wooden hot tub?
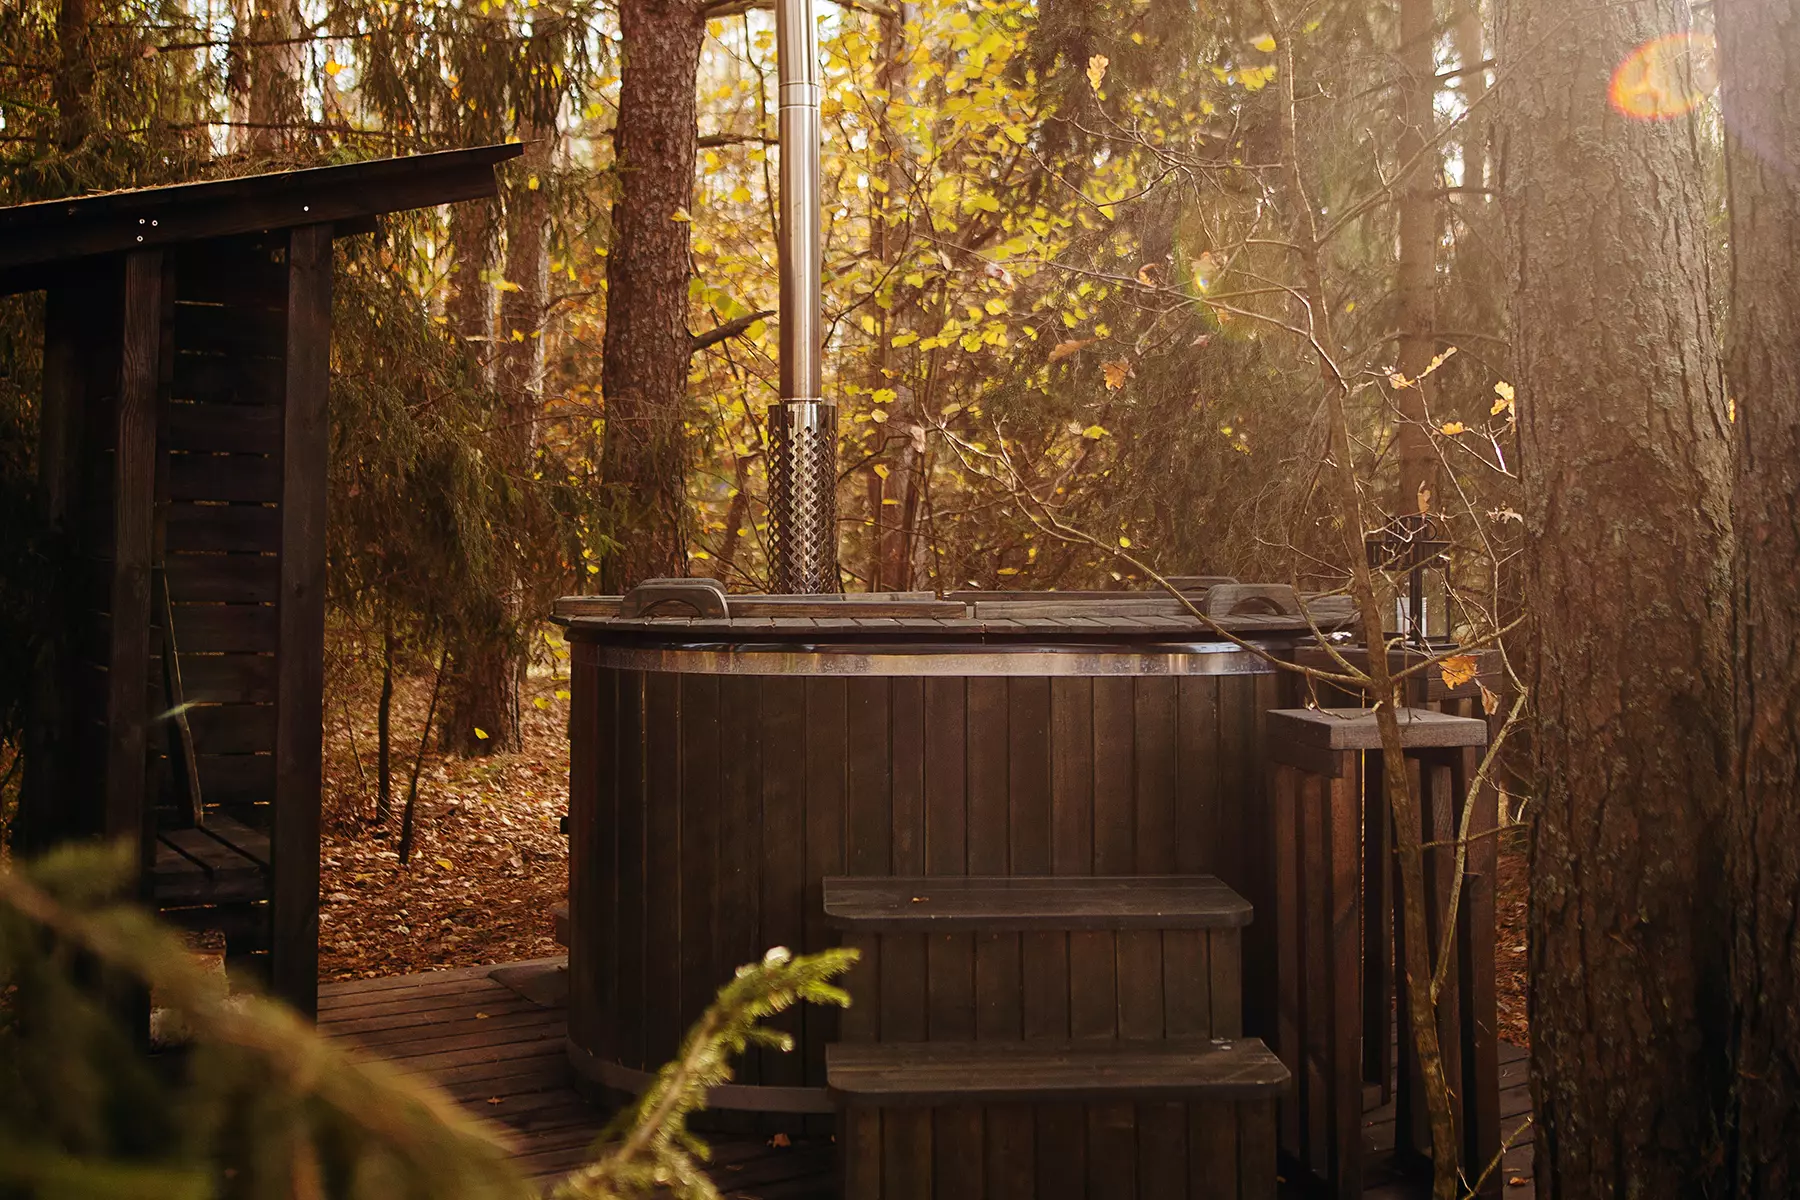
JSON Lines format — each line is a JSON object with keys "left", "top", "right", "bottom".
{"left": 555, "top": 587, "right": 1346, "bottom": 1115}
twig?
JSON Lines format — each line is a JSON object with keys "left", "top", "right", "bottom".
{"left": 397, "top": 645, "right": 450, "bottom": 867}
{"left": 1431, "top": 687, "right": 1529, "bottom": 1003}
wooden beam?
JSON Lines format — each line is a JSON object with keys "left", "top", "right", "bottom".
{"left": 271, "top": 224, "right": 330, "bottom": 1018}
{"left": 0, "top": 145, "right": 521, "bottom": 276}
{"left": 105, "top": 250, "right": 163, "bottom": 861}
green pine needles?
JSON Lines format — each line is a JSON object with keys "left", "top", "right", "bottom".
{"left": 551, "top": 946, "right": 857, "bottom": 1200}
{"left": 0, "top": 845, "right": 856, "bottom": 1200}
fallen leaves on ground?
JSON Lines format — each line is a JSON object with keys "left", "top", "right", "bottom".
{"left": 319, "top": 642, "right": 569, "bottom": 982}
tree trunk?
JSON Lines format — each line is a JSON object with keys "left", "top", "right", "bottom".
{"left": 1499, "top": 0, "right": 1733, "bottom": 1193}
{"left": 441, "top": 631, "right": 519, "bottom": 756}
{"left": 1455, "top": 0, "right": 1489, "bottom": 194}
{"left": 496, "top": 127, "right": 553, "bottom": 462}
{"left": 446, "top": 199, "right": 499, "bottom": 386}
{"left": 873, "top": 5, "right": 925, "bottom": 594}
{"left": 1722, "top": 1, "right": 1800, "bottom": 1190}
{"left": 443, "top": 54, "right": 561, "bottom": 758}
{"left": 1391, "top": 0, "right": 1438, "bottom": 523}
{"left": 243, "top": 0, "right": 307, "bottom": 157}
{"left": 53, "top": 0, "right": 95, "bottom": 159}
{"left": 597, "top": 0, "right": 705, "bottom": 592}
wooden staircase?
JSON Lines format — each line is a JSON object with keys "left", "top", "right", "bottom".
{"left": 824, "top": 875, "right": 1288, "bottom": 1199}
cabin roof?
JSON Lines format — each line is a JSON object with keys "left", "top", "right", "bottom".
{"left": 0, "top": 143, "right": 522, "bottom": 289}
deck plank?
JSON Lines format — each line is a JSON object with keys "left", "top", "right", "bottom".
{"left": 319, "top": 958, "right": 1535, "bottom": 1198}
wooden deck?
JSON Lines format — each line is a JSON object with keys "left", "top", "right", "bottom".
{"left": 318, "top": 959, "right": 1533, "bottom": 1197}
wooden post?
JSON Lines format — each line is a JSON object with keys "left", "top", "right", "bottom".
{"left": 19, "top": 281, "right": 88, "bottom": 853}
{"left": 272, "top": 224, "right": 331, "bottom": 1017}
{"left": 106, "top": 250, "right": 163, "bottom": 863}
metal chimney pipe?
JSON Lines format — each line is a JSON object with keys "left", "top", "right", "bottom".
{"left": 768, "top": 0, "right": 838, "bottom": 593}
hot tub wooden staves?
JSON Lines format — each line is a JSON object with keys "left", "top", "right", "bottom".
{"left": 557, "top": 588, "right": 1349, "bottom": 1119}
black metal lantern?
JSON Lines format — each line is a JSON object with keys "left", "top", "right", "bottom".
{"left": 1364, "top": 512, "right": 1450, "bottom": 649}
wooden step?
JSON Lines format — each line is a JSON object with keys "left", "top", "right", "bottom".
{"left": 827, "top": 1037, "right": 1288, "bottom": 1107}
{"left": 151, "top": 813, "right": 271, "bottom": 908}
{"left": 833, "top": 1040, "right": 1286, "bottom": 1198}
{"left": 823, "top": 875, "right": 1251, "bottom": 933}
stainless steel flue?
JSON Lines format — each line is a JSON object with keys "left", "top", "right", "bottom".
{"left": 768, "top": 0, "right": 838, "bottom": 594}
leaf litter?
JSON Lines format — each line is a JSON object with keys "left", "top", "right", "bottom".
{"left": 319, "top": 647, "right": 570, "bottom": 982}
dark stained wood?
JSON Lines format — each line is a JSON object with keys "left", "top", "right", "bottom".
{"left": 1163, "top": 930, "right": 1211, "bottom": 1038}
{"left": 1362, "top": 751, "right": 1392, "bottom": 1100}
{"left": 927, "top": 931, "right": 982, "bottom": 1187}
{"left": 1008, "top": 677, "right": 1053, "bottom": 875}
{"left": 168, "top": 453, "right": 281, "bottom": 503}
{"left": 759, "top": 674, "right": 808, "bottom": 1090}
{"left": 823, "top": 875, "right": 1253, "bottom": 932}
{"left": 193, "top": 752, "right": 275, "bottom": 806}
{"left": 565, "top": 645, "right": 1285, "bottom": 1115}
{"left": 1238, "top": 1101, "right": 1279, "bottom": 1199}
{"left": 170, "top": 603, "right": 279, "bottom": 652}
{"left": 845, "top": 678, "right": 893, "bottom": 877}
{"left": 166, "top": 502, "right": 282, "bottom": 553}
{"left": 1328, "top": 768, "right": 1362, "bottom": 1197}
{"left": 1267, "top": 708, "right": 1488, "bottom": 756}
{"left": 717, "top": 672, "right": 762, "bottom": 1067}
{"left": 157, "top": 826, "right": 263, "bottom": 890}
{"left": 1091, "top": 677, "right": 1135, "bottom": 874}
{"left": 804, "top": 676, "right": 849, "bottom": 1095}
{"left": 1456, "top": 742, "right": 1503, "bottom": 1198}
{"left": 563, "top": 649, "right": 598, "bottom": 1061}
{"left": 171, "top": 301, "right": 288, "bottom": 360}
{"left": 1135, "top": 678, "right": 1178, "bottom": 875}
{"left": 326, "top": 960, "right": 1524, "bottom": 1198}
{"left": 1271, "top": 763, "right": 1303, "bottom": 1158}
{"left": 316, "top": 960, "right": 837, "bottom": 1195}
{"left": 1174, "top": 676, "right": 1220, "bottom": 876}
{"left": 166, "top": 402, "right": 282, "bottom": 453}
{"left": 923, "top": 678, "right": 967, "bottom": 876}
{"left": 890, "top": 678, "right": 926, "bottom": 876}
{"left": 680, "top": 673, "right": 722, "bottom": 1031}
{"left": 0, "top": 145, "right": 521, "bottom": 278}
{"left": 1049, "top": 677, "right": 1094, "bottom": 875}
{"left": 184, "top": 703, "right": 276, "bottom": 754}
{"left": 827, "top": 1038, "right": 1290, "bottom": 1105}
{"left": 179, "top": 653, "right": 276, "bottom": 703}
{"left": 203, "top": 812, "right": 271, "bottom": 866}
{"left": 642, "top": 671, "right": 683, "bottom": 1070}
{"left": 1189, "top": 1100, "right": 1237, "bottom": 1200}
{"left": 164, "top": 554, "right": 280, "bottom": 603}
{"left": 152, "top": 838, "right": 210, "bottom": 903}
{"left": 1210, "top": 928, "right": 1244, "bottom": 1041}
{"left": 967, "top": 678, "right": 1009, "bottom": 875}
{"left": 171, "top": 350, "right": 285, "bottom": 407}
{"left": 271, "top": 222, "right": 330, "bottom": 1017}
{"left": 1299, "top": 769, "right": 1331, "bottom": 1177}
{"left": 106, "top": 249, "right": 163, "bottom": 854}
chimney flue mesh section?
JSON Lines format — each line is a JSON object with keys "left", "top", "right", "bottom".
{"left": 768, "top": 399, "right": 839, "bottom": 594}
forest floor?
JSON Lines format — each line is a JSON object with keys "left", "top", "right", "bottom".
{"left": 318, "top": 639, "right": 571, "bottom": 982}
{"left": 317, "top": 645, "right": 1532, "bottom": 1042}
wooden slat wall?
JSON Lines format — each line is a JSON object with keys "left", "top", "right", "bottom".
{"left": 567, "top": 661, "right": 1277, "bottom": 1104}
{"left": 159, "top": 233, "right": 290, "bottom": 830}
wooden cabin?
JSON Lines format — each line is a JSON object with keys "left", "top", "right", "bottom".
{"left": 2, "top": 144, "right": 520, "bottom": 1015}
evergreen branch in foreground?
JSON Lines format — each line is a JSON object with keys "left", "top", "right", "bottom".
{"left": 551, "top": 945, "right": 858, "bottom": 1200}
